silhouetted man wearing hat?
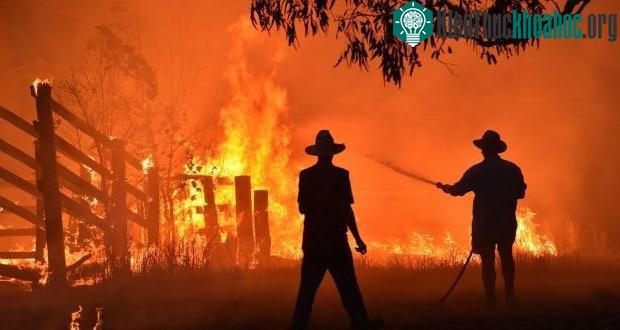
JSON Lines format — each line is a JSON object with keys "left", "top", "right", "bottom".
{"left": 292, "top": 130, "right": 381, "bottom": 330}
{"left": 437, "top": 130, "right": 526, "bottom": 304}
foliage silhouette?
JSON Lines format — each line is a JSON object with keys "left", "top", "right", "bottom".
{"left": 250, "top": 0, "right": 593, "bottom": 85}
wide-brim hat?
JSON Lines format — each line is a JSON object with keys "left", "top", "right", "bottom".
{"left": 305, "top": 130, "right": 346, "bottom": 156}
{"left": 473, "top": 130, "right": 507, "bottom": 153}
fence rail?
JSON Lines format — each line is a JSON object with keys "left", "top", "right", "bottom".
{"left": 0, "top": 166, "right": 41, "bottom": 198}
{"left": 0, "top": 251, "right": 37, "bottom": 259}
{"left": 0, "top": 228, "right": 38, "bottom": 236}
{"left": 0, "top": 139, "right": 38, "bottom": 169}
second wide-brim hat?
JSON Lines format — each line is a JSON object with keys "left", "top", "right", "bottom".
{"left": 305, "top": 129, "right": 346, "bottom": 156}
{"left": 473, "top": 130, "right": 507, "bottom": 153}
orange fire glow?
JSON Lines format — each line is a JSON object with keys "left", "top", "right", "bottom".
{"left": 166, "top": 19, "right": 558, "bottom": 264}
{"left": 3, "top": 20, "right": 563, "bottom": 288}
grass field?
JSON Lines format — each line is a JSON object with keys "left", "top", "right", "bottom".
{"left": 0, "top": 254, "right": 619, "bottom": 329}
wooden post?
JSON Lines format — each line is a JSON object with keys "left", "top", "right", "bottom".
{"left": 235, "top": 175, "right": 253, "bottom": 267}
{"left": 146, "top": 166, "right": 160, "bottom": 245}
{"left": 110, "top": 139, "right": 128, "bottom": 274}
{"left": 33, "top": 141, "right": 46, "bottom": 263}
{"left": 32, "top": 82, "right": 66, "bottom": 287}
{"left": 254, "top": 190, "right": 270, "bottom": 266}
{"left": 200, "top": 176, "right": 220, "bottom": 241}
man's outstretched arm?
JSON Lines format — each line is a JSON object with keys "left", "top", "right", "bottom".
{"left": 437, "top": 168, "right": 475, "bottom": 196}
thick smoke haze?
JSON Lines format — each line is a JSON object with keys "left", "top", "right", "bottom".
{"left": 1, "top": 0, "right": 618, "bottom": 252}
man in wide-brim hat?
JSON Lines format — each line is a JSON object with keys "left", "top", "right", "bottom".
{"left": 437, "top": 130, "right": 527, "bottom": 305}
{"left": 292, "top": 130, "right": 382, "bottom": 330}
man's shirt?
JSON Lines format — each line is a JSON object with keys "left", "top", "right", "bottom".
{"left": 448, "top": 155, "right": 527, "bottom": 244}
{"left": 298, "top": 162, "right": 353, "bottom": 252}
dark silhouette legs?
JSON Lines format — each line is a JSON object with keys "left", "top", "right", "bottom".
{"left": 292, "top": 248, "right": 368, "bottom": 329}
{"left": 330, "top": 249, "right": 368, "bottom": 327}
{"left": 292, "top": 252, "right": 327, "bottom": 329}
{"left": 498, "top": 242, "right": 515, "bottom": 300}
{"left": 479, "top": 242, "right": 515, "bottom": 303}
{"left": 479, "top": 246, "right": 497, "bottom": 302}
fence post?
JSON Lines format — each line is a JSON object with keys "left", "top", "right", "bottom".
{"left": 32, "top": 82, "right": 66, "bottom": 288}
{"left": 200, "top": 176, "right": 220, "bottom": 241}
{"left": 146, "top": 166, "right": 160, "bottom": 245}
{"left": 235, "top": 175, "right": 253, "bottom": 268}
{"left": 110, "top": 139, "right": 128, "bottom": 274}
{"left": 253, "top": 190, "right": 270, "bottom": 266}
{"left": 33, "top": 141, "right": 46, "bottom": 263}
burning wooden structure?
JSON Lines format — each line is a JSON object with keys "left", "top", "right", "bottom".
{"left": 0, "top": 81, "right": 272, "bottom": 289}
{"left": 0, "top": 82, "right": 160, "bottom": 287}
{"left": 177, "top": 174, "right": 272, "bottom": 267}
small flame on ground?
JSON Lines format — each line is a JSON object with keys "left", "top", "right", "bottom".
{"left": 94, "top": 307, "right": 105, "bottom": 330}
{"left": 515, "top": 208, "right": 557, "bottom": 256}
{"left": 363, "top": 207, "right": 557, "bottom": 263}
{"left": 69, "top": 305, "right": 82, "bottom": 330}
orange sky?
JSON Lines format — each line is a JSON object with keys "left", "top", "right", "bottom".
{"left": 1, "top": 0, "right": 619, "bottom": 251}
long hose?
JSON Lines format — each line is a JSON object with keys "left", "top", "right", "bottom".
{"left": 433, "top": 249, "right": 474, "bottom": 308}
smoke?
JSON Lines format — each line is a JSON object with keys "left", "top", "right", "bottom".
{"left": 1, "top": 0, "right": 619, "bottom": 253}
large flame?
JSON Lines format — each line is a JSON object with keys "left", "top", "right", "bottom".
{"left": 172, "top": 18, "right": 301, "bottom": 258}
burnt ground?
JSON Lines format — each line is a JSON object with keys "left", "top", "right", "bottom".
{"left": 0, "top": 256, "right": 619, "bottom": 329}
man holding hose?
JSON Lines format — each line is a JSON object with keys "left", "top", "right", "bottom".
{"left": 436, "top": 130, "right": 527, "bottom": 304}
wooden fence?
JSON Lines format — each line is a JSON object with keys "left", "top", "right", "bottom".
{"left": 0, "top": 81, "right": 274, "bottom": 288}
{"left": 0, "top": 82, "right": 159, "bottom": 287}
